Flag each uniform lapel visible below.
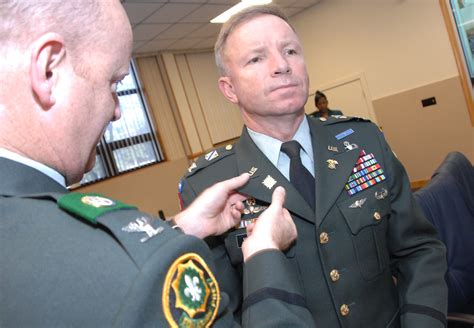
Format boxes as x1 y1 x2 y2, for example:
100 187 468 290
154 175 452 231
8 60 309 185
235 128 315 224
309 119 360 227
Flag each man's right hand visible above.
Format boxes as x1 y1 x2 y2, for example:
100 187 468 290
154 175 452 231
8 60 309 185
241 186 297 262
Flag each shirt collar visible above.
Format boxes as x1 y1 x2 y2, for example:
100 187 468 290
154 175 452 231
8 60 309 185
0 148 67 187
247 116 314 167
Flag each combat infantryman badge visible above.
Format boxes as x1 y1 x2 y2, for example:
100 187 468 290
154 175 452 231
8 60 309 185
163 253 220 328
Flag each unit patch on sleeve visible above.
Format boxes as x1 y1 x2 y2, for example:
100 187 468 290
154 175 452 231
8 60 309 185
345 150 386 196
163 253 220 328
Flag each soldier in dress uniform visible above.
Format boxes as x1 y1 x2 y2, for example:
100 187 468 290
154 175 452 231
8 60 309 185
0 1 315 326
179 5 448 327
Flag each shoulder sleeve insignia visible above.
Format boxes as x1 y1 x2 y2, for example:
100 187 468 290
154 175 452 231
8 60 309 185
185 144 235 178
58 193 136 223
163 253 220 327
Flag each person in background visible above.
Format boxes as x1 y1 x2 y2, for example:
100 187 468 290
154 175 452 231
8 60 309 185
0 0 314 326
310 90 344 119
178 4 448 327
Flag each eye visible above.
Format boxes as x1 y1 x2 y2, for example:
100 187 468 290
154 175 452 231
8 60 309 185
284 48 297 56
248 56 261 64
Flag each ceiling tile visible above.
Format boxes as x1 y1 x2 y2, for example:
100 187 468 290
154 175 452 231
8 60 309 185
122 3 163 24
180 4 234 23
136 39 179 54
154 23 203 39
192 37 216 49
187 22 222 38
133 23 172 41
167 38 205 50
143 3 202 23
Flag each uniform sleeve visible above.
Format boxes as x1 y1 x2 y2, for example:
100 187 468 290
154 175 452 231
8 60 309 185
241 250 315 327
374 125 448 327
179 177 315 327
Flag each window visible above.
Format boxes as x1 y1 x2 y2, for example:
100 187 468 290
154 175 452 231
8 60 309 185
450 0 474 82
79 60 164 185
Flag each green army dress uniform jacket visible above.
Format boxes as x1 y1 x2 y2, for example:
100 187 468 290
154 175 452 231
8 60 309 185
0 158 314 327
179 115 448 328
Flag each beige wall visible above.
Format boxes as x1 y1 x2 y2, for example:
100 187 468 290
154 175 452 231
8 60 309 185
78 158 189 217
293 0 473 180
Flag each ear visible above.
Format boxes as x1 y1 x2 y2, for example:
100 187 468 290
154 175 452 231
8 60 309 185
29 33 66 109
218 76 239 104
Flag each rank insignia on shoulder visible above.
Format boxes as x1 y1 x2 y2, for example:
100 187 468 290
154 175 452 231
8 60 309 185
58 193 137 223
163 253 220 328
345 150 386 196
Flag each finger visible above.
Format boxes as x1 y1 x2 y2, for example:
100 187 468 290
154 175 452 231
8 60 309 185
218 173 250 194
246 222 255 236
228 193 247 208
269 186 286 208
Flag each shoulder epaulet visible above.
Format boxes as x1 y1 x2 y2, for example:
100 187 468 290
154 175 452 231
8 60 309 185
57 192 137 223
185 143 236 178
315 115 372 125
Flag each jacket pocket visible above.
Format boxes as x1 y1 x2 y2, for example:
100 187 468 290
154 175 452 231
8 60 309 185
338 192 391 281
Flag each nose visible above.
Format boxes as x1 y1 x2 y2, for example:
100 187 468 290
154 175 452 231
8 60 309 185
271 53 291 76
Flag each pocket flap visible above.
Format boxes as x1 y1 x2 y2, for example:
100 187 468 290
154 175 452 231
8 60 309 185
337 195 391 235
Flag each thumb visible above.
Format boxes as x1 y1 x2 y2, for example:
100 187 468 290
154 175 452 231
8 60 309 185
269 186 286 208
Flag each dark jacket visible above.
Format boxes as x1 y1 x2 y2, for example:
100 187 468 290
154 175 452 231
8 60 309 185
0 158 314 327
179 115 448 327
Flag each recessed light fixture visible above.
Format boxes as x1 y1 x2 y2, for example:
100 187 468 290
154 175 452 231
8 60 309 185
210 0 272 24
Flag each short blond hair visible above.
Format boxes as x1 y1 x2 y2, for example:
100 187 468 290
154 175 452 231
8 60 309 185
214 5 294 76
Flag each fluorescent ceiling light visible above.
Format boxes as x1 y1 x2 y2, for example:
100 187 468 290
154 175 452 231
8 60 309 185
210 0 272 24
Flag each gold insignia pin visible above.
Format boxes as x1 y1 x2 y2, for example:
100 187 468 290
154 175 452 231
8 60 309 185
328 145 338 152
225 144 233 151
262 175 277 189
248 167 258 176
326 159 339 170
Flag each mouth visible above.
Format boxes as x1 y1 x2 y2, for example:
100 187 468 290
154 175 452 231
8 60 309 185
270 83 298 93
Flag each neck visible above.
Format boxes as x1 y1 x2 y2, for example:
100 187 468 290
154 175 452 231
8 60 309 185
242 111 305 142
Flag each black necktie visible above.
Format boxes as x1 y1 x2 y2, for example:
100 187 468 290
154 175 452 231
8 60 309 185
281 140 315 210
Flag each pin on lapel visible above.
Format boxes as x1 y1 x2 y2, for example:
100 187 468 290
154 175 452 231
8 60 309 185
375 188 388 200
326 159 339 170
243 198 267 215
205 150 219 161
344 141 359 151
349 198 367 208
248 167 258 176
328 145 339 152
188 162 197 172
262 175 277 189
121 216 164 243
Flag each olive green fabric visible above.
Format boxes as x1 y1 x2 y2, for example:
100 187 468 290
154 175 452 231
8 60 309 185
179 115 448 328
0 158 314 327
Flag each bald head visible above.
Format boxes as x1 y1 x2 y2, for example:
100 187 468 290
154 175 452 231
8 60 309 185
0 0 111 65
0 0 133 185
